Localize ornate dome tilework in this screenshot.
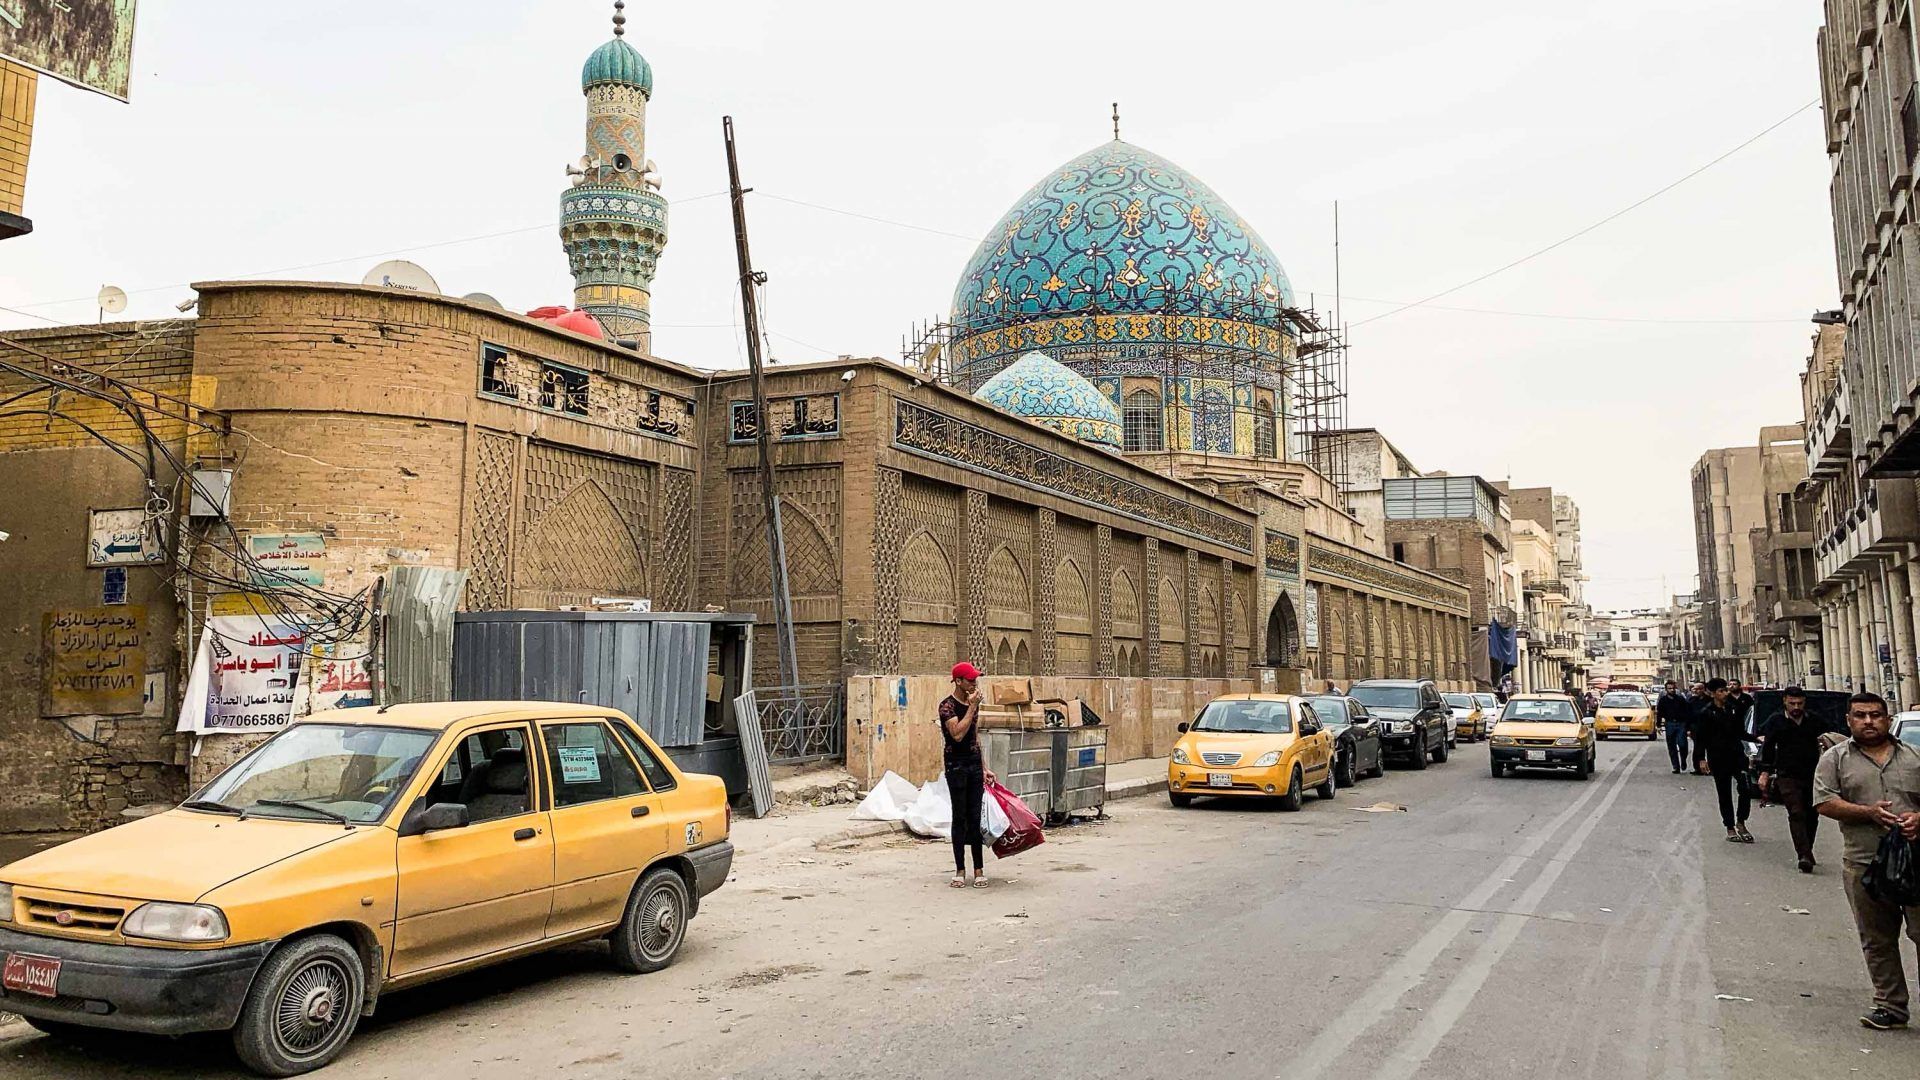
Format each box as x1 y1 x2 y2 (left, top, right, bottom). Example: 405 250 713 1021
950 140 1293 378
975 352 1123 449
583 37 653 95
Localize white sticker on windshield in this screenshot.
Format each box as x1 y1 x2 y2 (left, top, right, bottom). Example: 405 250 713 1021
556 745 601 784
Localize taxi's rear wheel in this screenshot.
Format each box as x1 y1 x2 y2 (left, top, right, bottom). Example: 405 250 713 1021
1314 765 1336 800
1276 766 1303 812
611 866 691 974
232 933 363 1078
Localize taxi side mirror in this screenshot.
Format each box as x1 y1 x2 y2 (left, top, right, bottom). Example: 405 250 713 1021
402 801 471 836
1177 722 1190 734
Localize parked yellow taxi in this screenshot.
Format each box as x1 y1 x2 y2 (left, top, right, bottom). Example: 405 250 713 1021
0 702 732 1077
1443 693 1488 742
1489 693 1597 780
1593 689 1657 740
1167 694 1336 811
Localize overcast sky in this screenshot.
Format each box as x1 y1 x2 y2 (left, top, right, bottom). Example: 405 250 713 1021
1 1 1835 611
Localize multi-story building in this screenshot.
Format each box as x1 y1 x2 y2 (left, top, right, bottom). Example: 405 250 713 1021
1506 485 1593 689
1750 423 1821 686
1380 474 1513 689
1510 514 1580 694
1302 428 1421 550
1661 595 1708 686
1591 611 1664 689
1690 444 1774 682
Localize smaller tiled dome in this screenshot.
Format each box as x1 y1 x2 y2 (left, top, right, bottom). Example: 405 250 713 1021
976 352 1122 449
582 37 652 95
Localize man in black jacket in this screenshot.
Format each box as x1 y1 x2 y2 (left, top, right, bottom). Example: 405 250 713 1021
1757 686 1845 872
1656 680 1693 773
1695 678 1759 842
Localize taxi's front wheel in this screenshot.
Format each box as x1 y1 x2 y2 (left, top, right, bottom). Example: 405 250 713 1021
612 866 691 973
231 933 364 1077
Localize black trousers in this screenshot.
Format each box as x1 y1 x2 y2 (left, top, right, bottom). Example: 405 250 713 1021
1774 772 1820 862
947 764 985 873
1712 766 1750 829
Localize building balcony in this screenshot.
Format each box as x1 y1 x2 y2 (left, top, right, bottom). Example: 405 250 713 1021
1772 598 1820 621
1524 578 1569 602
1815 478 1919 581
1767 529 1814 553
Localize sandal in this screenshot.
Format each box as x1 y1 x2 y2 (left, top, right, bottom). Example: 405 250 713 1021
950 875 966 889
972 874 989 889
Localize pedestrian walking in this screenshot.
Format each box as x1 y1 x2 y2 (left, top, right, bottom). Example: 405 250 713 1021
1813 691 1920 1030
1656 679 1692 773
1757 685 1846 873
937 661 995 889
1690 682 1712 774
1694 678 1759 843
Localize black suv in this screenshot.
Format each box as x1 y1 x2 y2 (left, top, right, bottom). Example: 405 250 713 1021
1347 678 1451 768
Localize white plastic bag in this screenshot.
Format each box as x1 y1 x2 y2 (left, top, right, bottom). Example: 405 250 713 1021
849 771 919 822
902 776 953 839
983 785 1011 840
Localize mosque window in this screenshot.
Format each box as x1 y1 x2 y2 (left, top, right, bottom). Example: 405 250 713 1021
1123 389 1163 452
480 343 517 399
1253 402 1277 458
539 362 590 416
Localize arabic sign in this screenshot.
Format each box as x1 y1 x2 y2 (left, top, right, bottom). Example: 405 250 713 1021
1303 585 1320 650
309 639 372 712
249 533 326 589
87 507 163 566
0 0 138 102
43 605 145 716
176 615 304 734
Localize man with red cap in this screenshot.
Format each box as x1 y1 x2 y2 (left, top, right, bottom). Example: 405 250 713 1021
938 661 994 888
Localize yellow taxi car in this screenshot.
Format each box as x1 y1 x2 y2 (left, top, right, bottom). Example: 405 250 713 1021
0 702 732 1076
1489 693 1597 780
1443 692 1488 742
1167 694 1336 811
1593 689 1657 740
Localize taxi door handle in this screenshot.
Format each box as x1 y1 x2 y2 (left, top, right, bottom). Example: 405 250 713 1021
631 805 650 818
513 827 537 841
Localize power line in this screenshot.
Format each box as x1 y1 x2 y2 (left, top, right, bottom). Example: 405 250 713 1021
1349 99 1820 328
1336 295 1805 326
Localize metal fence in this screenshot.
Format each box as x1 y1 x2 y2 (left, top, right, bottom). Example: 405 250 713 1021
754 684 844 764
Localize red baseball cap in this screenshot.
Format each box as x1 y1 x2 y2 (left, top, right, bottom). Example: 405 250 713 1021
951 662 981 681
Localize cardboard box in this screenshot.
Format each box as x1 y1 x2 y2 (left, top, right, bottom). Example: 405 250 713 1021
990 678 1033 705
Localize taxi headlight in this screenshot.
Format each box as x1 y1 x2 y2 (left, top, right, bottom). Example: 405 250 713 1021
122 902 229 943
1490 735 1515 746
1252 751 1282 768
1554 737 1581 747
0 883 12 922
1171 747 1191 765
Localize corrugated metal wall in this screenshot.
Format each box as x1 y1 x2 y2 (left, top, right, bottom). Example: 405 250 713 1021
452 614 712 748
384 566 470 705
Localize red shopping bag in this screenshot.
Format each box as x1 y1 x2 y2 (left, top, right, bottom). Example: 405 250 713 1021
987 780 1045 859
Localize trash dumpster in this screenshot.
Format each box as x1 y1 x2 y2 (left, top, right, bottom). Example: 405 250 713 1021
978 699 1107 823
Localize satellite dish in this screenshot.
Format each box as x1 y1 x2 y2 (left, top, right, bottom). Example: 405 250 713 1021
361 260 440 294
97 285 128 315
462 292 505 311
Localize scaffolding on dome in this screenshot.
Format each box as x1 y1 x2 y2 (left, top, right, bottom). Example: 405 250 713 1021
901 295 1353 508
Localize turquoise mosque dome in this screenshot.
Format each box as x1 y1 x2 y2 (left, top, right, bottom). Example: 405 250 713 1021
949 139 1295 384
975 351 1123 449
582 37 653 96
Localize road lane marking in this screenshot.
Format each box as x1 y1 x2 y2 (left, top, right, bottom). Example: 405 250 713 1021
1370 743 1651 1079
1290 746 1637 1077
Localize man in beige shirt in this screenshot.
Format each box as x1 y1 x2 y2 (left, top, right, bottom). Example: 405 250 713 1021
1814 691 1920 1030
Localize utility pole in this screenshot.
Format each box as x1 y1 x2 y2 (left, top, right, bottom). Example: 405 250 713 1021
725 116 800 692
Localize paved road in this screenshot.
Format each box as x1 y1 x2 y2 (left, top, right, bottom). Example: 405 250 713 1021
4 739 1914 1079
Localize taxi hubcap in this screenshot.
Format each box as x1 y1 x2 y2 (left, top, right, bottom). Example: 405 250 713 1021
275 958 351 1054
641 887 682 958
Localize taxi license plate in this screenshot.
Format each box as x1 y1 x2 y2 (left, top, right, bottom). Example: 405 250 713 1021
1208 772 1233 788
1525 750 1547 762
3 952 61 998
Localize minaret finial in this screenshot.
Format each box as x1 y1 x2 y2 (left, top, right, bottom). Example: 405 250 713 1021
1112 102 1120 141
612 0 626 37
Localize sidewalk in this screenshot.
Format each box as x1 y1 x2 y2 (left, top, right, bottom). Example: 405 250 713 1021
733 754 1168 855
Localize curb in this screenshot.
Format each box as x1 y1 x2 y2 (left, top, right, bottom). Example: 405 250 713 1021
1104 776 1168 802
810 819 905 850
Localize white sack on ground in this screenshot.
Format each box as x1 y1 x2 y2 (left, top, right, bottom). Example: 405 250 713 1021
903 777 953 839
849 771 920 822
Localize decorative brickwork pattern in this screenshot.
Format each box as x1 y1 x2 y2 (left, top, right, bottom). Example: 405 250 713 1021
728 467 842 599
518 444 652 608
654 467 695 611
465 432 518 610
1185 548 1201 677
1034 508 1057 674
1143 538 1161 674
963 490 991 664
1094 524 1115 676
871 468 905 671
1307 545 1469 614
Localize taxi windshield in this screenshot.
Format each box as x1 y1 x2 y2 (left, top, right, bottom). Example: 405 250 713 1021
1443 694 1475 709
1501 699 1580 723
1192 700 1293 734
1600 692 1649 709
191 723 436 823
